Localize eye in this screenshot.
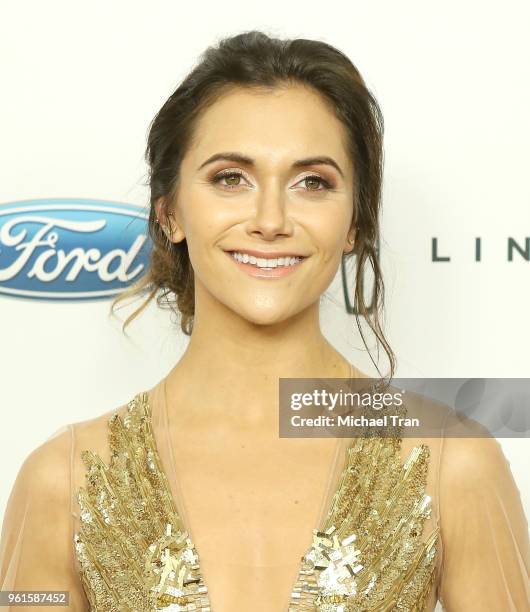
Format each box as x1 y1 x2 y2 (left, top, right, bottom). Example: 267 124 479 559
294 174 333 192
209 170 333 192
210 170 250 190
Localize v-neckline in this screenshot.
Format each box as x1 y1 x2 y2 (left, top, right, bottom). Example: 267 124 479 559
149 372 353 611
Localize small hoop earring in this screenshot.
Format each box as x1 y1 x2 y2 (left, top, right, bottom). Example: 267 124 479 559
154 210 173 224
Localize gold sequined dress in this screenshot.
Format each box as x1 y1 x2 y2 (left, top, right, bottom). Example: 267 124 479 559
1 376 529 611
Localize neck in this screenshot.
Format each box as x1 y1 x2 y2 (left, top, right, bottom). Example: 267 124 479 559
175 302 352 381
163 291 369 428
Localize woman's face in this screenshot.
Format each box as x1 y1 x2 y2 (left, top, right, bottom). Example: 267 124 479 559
161 84 355 326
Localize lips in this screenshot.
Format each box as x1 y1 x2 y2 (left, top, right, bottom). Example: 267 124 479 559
224 249 307 279
224 248 308 259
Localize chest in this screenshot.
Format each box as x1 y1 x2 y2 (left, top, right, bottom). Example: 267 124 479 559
74 392 440 612
167 432 340 566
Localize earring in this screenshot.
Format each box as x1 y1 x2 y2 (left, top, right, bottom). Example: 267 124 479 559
154 210 173 223
155 208 175 248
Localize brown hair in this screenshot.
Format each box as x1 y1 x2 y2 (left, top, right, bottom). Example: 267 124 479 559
111 30 396 381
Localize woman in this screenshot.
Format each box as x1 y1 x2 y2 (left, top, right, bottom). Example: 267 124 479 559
1 30 528 611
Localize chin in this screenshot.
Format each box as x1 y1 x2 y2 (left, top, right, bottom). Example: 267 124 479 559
236 307 294 328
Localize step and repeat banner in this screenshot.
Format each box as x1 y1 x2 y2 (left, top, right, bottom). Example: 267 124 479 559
1 3 528 607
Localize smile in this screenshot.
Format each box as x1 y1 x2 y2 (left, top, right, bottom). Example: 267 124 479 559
224 250 308 278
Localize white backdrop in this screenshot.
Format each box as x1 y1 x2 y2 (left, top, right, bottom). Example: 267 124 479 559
1 2 529 608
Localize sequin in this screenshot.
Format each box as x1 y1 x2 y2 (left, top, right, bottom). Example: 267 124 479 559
288 435 439 611
74 392 438 611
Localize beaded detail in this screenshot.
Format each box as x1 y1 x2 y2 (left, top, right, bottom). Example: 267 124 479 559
74 392 438 611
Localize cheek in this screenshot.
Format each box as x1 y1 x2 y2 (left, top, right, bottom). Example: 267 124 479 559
178 191 216 248
307 216 350 264
305 194 352 237
183 186 237 236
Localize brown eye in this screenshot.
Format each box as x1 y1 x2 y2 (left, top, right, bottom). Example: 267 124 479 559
304 176 322 190
210 170 248 189
296 174 333 192
224 174 241 186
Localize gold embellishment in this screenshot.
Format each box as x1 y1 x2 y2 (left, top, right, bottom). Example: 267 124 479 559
74 392 211 611
289 433 439 611
74 391 438 611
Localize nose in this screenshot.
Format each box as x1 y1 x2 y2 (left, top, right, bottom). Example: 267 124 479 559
245 184 294 241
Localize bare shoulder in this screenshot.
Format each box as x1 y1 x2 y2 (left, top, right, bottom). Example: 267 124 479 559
15 396 134 494
383 386 510 485
395 388 527 516
1 428 73 587
408 390 511 486
5 398 132 510
13 425 73 499
438 413 511 488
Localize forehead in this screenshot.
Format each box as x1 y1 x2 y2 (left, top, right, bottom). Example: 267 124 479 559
186 84 351 169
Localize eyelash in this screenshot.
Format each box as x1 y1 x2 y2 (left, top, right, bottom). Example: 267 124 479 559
209 170 334 192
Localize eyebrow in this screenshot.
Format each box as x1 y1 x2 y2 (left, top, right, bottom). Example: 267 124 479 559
197 151 345 178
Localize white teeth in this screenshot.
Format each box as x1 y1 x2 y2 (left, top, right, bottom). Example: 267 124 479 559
230 251 303 268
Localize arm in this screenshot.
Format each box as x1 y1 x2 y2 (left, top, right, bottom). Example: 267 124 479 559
438 427 530 611
0 425 87 610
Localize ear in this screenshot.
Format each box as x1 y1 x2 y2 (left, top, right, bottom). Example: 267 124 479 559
343 227 357 254
154 196 166 225
154 196 186 243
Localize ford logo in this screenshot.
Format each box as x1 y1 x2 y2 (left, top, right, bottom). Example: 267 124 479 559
0 198 151 300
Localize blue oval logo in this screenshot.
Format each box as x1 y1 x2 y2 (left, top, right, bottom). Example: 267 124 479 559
0 198 152 300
